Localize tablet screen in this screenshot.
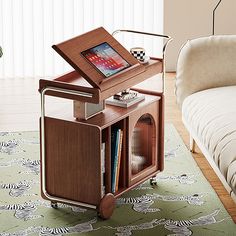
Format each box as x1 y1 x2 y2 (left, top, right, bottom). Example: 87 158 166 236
81 42 131 78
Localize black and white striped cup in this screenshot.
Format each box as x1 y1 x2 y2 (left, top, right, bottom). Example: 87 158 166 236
130 47 145 62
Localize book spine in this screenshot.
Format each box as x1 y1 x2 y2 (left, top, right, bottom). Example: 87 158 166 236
111 129 120 193
115 130 123 192
101 142 105 197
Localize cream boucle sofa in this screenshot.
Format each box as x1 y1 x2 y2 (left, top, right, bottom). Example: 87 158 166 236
175 35 236 202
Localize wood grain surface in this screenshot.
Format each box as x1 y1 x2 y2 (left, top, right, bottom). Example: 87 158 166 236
44 117 102 205
52 27 144 91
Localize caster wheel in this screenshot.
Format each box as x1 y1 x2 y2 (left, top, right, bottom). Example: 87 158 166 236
150 178 157 186
97 193 115 220
51 201 58 209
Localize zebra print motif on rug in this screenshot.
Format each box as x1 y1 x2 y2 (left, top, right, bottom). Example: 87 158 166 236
0 158 40 175
0 136 38 155
0 140 21 155
106 209 224 236
132 173 197 191
0 180 38 197
0 218 98 236
0 202 40 221
116 193 204 213
0 210 224 236
0 200 87 221
20 159 40 175
154 173 197 185
0 125 235 235
164 145 181 160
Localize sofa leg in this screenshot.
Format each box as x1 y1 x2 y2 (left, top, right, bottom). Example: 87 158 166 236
190 136 196 153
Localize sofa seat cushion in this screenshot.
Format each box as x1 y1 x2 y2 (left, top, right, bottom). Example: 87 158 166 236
182 86 236 194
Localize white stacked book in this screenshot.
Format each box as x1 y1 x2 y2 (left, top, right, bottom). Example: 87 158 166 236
106 92 145 108
101 142 105 197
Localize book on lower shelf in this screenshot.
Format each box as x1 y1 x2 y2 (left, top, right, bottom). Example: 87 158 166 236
106 92 145 108
115 130 123 192
111 128 123 193
101 142 105 197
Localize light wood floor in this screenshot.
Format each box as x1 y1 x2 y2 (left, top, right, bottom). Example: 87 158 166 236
0 74 235 222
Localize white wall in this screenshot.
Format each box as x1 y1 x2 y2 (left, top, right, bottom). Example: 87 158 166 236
0 0 163 79
164 0 235 72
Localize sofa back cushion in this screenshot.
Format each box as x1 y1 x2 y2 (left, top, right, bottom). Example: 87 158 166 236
175 35 236 107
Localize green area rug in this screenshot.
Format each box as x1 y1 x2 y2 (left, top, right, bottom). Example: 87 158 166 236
0 124 235 235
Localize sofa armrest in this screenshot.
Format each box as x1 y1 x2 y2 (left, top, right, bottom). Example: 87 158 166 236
175 35 236 107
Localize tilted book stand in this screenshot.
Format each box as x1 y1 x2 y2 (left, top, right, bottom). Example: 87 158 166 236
39 27 172 219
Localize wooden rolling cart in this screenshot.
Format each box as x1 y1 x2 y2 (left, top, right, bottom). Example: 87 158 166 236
39 27 172 219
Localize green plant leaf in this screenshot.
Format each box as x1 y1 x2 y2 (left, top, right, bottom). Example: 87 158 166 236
0 46 2 57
